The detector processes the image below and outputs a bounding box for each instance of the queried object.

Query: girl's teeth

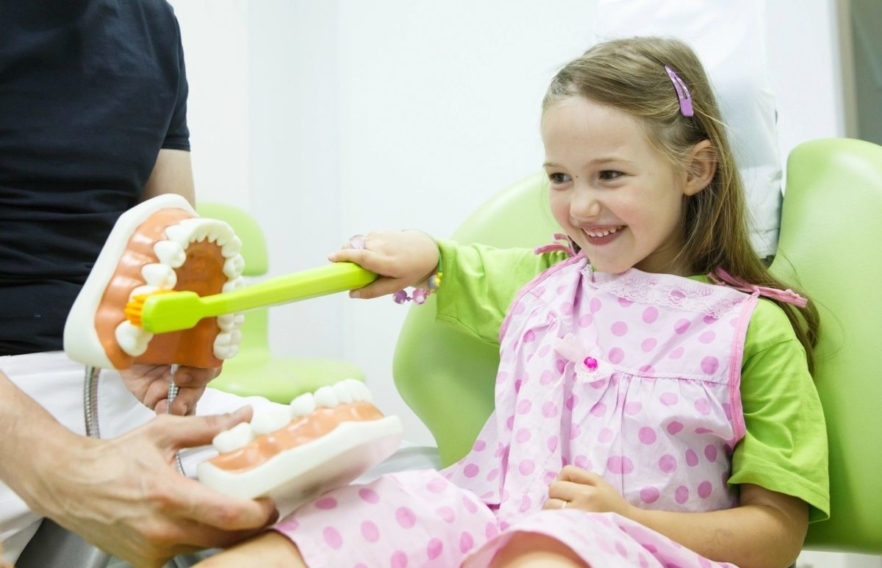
[586,227,620,237]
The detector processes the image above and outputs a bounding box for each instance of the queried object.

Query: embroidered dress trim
[586,266,747,319]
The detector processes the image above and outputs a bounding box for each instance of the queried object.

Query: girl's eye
[599,170,623,181]
[548,172,571,185]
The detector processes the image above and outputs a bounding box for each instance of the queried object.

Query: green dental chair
[393,138,882,556]
[195,202,366,403]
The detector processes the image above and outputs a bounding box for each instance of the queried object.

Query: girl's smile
[541,96,710,276]
[582,224,625,246]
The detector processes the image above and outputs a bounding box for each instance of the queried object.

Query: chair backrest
[195,202,272,365]
[392,139,882,554]
[392,172,558,466]
[769,138,882,553]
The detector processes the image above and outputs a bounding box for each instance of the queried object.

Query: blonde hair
[543,37,819,371]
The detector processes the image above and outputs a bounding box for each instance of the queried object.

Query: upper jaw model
[64,193,245,370]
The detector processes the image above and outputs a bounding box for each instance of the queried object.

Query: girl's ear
[683,139,717,196]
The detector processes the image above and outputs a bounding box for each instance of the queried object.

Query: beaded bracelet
[393,260,442,305]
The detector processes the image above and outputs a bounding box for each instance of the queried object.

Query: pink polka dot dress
[274,255,757,567]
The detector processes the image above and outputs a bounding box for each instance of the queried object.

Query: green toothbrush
[126,262,377,334]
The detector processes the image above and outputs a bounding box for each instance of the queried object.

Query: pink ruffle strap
[534,233,577,257]
[710,267,808,307]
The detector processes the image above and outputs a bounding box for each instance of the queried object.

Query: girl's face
[542,96,695,276]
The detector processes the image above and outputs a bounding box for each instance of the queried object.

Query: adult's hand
[121,364,221,415]
[22,406,277,568]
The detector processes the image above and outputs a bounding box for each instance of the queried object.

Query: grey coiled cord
[83,365,185,475]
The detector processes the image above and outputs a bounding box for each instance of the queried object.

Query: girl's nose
[570,189,602,221]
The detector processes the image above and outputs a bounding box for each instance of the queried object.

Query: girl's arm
[547,468,807,568]
[629,483,807,568]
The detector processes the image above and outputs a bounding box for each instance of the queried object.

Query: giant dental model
[64,193,245,369]
[200,378,402,516]
[63,194,402,510]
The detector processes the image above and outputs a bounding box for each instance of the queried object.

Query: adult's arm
[141,148,196,205]
[0,371,276,568]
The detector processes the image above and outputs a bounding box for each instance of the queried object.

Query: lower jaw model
[63,195,402,513]
[200,378,402,516]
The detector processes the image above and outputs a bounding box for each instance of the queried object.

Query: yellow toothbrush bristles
[124,288,175,327]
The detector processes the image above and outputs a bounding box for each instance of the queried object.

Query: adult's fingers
[150,407,253,449]
[160,385,206,416]
[173,479,278,534]
[173,366,221,388]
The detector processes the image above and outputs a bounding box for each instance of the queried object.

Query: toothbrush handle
[204,262,377,315]
[140,262,377,333]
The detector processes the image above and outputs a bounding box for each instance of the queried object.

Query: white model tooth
[212,422,255,454]
[128,285,158,301]
[362,382,374,403]
[114,321,153,356]
[345,379,372,403]
[153,240,186,268]
[213,330,242,360]
[216,313,245,332]
[223,255,245,279]
[221,236,242,258]
[250,405,293,435]
[163,223,193,247]
[180,217,209,235]
[333,380,354,404]
[351,379,371,402]
[223,276,245,292]
[190,218,228,244]
[208,222,235,246]
[314,385,339,408]
[344,379,363,402]
[141,263,177,289]
[289,393,316,418]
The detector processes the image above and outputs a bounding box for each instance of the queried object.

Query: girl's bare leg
[193,531,307,568]
[488,532,589,568]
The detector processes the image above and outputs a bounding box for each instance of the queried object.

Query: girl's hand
[328,229,439,299]
[544,465,634,517]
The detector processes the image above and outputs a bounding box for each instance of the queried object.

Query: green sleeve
[729,299,830,522]
[433,239,567,345]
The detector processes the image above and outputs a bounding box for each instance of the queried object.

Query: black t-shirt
[0,0,190,355]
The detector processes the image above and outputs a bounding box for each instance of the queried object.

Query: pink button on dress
[274,254,757,567]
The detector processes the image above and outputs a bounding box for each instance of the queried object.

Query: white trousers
[0,351,284,564]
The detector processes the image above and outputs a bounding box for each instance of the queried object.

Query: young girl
[197,37,828,568]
